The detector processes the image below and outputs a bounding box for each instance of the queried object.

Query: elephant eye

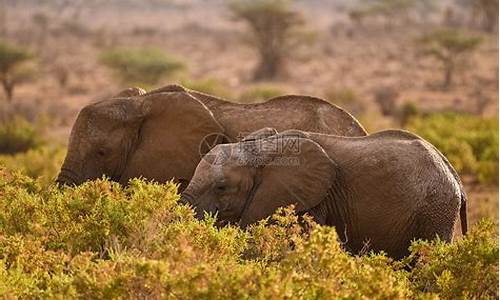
[97,148,107,157]
[214,182,227,193]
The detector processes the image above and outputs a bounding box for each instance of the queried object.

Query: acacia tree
[0,42,34,101]
[99,47,184,86]
[229,0,305,80]
[32,12,50,49]
[417,29,482,88]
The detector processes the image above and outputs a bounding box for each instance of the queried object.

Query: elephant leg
[417,218,455,243]
[308,201,329,225]
[416,201,458,243]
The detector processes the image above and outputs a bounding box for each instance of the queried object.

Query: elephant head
[181,131,337,227]
[56,89,225,187]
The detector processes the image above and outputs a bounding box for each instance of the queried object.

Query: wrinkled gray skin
[181,128,467,259]
[56,84,366,187]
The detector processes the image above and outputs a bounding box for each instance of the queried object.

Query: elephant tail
[460,190,468,235]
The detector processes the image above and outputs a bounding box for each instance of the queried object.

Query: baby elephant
[181,128,467,259]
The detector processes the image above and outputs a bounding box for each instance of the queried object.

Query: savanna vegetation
[0,170,497,298]
[0,107,496,298]
[0,0,497,298]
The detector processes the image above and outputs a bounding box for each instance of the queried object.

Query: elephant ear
[242,128,278,142]
[239,136,337,227]
[84,95,150,125]
[120,92,226,184]
[82,88,146,121]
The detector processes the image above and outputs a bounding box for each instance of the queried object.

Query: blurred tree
[373,86,399,116]
[457,0,499,32]
[473,0,498,32]
[398,101,419,126]
[350,0,436,28]
[229,0,306,80]
[32,12,50,50]
[417,29,482,88]
[52,63,70,89]
[349,9,369,27]
[99,47,184,86]
[0,42,35,102]
[0,0,6,37]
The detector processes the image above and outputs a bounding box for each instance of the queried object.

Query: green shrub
[239,85,285,103]
[99,47,184,86]
[407,220,498,299]
[399,101,419,126]
[0,146,65,185]
[0,118,43,154]
[0,170,497,298]
[407,112,498,184]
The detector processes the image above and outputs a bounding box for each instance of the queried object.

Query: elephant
[56,84,367,188]
[180,128,467,259]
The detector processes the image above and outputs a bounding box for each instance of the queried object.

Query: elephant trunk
[56,155,82,186]
[57,119,87,186]
[180,187,216,221]
[179,193,206,220]
[179,176,206,206]
[179,192,195,206]
[56,167,80,186]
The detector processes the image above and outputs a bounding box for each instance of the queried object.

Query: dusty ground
[1,0,498,227]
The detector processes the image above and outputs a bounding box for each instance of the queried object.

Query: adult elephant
[181,128,467,259]
[56,85,366,187]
